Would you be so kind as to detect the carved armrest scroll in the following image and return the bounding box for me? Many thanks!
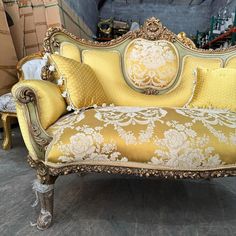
[14,86,52,160]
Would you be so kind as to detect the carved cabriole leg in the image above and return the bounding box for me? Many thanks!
[34,161,58,230]
[1,113,12,150]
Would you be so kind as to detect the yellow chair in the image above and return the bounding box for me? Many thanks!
[0,53,46,150]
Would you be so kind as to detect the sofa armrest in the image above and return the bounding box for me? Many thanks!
[12,80,67,161]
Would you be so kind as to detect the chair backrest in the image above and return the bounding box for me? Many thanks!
[17,53,46,81]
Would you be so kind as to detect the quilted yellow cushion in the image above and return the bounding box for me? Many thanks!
[188,68,236,111]
[49,54,109,111]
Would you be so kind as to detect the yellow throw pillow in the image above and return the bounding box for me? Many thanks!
[49,54,109,111]
[188,67,236,111]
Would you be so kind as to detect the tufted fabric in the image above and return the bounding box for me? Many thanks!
[46,106,236,169]
[0,92,16,113]
[188,68,236,112]
[49,54,109,111]
[124,39,179,92]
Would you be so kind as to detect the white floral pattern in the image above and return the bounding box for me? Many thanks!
[175,108,236,143]
[95,106,167,144]
[124,39,179,90]
[56,125,127,163]
[0,93,16,113]
[149,121,223,168]
[46,107,236,169]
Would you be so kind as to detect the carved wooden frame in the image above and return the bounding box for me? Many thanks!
[43,17,236,54]
[21,16,236,180]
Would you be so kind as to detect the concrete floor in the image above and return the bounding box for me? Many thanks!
[1,128,236,236]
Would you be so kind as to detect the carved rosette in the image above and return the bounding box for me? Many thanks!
[135,17,176,42]
[43,17,236,54]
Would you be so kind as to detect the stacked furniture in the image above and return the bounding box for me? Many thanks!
[13,17,236,230]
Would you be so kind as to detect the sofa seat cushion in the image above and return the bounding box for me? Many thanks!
[0,92,16,113]
[46,107,236,170]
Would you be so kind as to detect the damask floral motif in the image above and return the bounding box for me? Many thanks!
[46,107,236,168]
[150,121,224,168]
[95,106,167,144]
[175,108,236,144]
[0,93,16,113]
[55,125,127,163]
[124,39,179,90]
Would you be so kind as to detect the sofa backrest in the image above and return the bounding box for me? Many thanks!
[43,17,236,107]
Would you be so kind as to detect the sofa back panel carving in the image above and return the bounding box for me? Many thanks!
[123,39,179,94]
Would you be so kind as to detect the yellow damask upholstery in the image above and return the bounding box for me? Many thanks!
[49,54,109,110]
[46,107,236,169]
[188,68,236,112]
[124,39,179,93]
[12,80,67,130]
[14,19,236,230]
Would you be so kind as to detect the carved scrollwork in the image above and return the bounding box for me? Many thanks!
[177,32,196,49]
[41,64,53,81]
[144,88,160,95]
[15,87,36,104]
[15,87,52,157]
[31,123,52,151]
[135,17,176,42]
[28,157,57,184]
[43,17,236,53]
[27,156,236,180]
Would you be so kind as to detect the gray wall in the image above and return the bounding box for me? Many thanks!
[65,0,99,34]
[211,0,236,16]
[99,0,216,36]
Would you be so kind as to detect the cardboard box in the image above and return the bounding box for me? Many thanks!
[3,0,94,59]
[0,0,18,96]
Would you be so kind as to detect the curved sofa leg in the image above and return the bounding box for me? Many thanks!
[33,175,57,230]
[1,113,12,150]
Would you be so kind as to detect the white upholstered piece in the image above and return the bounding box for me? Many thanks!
[0,93,16,113]
[22,59,46,80]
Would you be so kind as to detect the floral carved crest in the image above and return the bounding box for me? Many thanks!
[135,17,176,42]
[43,17,236,54]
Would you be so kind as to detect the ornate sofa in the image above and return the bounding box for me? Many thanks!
[12,18,236,230]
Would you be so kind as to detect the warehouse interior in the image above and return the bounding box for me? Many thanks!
[1,0,236,235]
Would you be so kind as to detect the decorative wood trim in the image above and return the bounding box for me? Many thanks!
[28,156,236,180]
[14,87,52,159]
[43,17,236,54]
